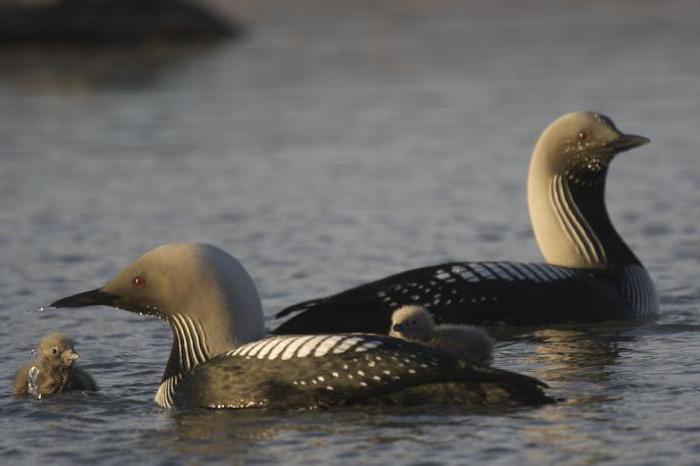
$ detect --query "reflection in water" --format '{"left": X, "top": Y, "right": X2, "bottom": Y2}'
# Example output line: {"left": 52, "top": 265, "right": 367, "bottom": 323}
{"left": 156, "top": 404, "right": 534, "bottom": 463}
{"left": 160, "top": 410, "right": 284, "bottom": 464}
{"left": 530, "top": 327, "right": 630, "bottom": 385}
{"left": 516, "top": 324, "right": 640, "bottom": 459}
{"left": 0, "top": 43, "right": 230, "bottom": 93}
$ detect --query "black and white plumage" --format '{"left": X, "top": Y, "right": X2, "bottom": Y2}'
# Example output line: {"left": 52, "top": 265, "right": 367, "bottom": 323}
{"left": 171, "top": 334, "right": 548, "bottom": 409}
{"left": 274, "top": 112, "right": 658, "bottom": 334}
{"left": 274, "top": 261, "right": 656, "bottom": 333}
{"left": 50, "top": 243, "right": 550, "bottom": 409}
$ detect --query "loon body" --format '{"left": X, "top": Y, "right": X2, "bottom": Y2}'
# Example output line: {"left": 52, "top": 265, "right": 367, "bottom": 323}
{"left": 169, "top": 334, "right": 546, "bottom": 409}
{"left": 51, "top": 243, "right": 550, "bottom": 409}
{"left": 274, "top": 112, "right": 658, "bottom": 334}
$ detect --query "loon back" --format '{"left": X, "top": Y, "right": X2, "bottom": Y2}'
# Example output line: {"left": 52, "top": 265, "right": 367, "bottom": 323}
{"left": 273, "top": 261, "right": 657, "bottom": 334}
{"left": 274, "top": 112, "right": 658, "bottom": 333}
{"left": 169, "top": 334, "right": 550, "bottom": 409}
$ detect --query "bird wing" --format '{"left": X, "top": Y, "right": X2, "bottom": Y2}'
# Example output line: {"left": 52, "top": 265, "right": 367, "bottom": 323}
{"left": 72, "top": 366, "right": 99, "bottom": 391}
{"left": 174, "top": 334, "right": 550, "bottom": 409}
{"left": 13, "top": 363, "right": 33, "bottom": 396}
{"left": 273, "top": 261, "right": 622, "bottom": 333}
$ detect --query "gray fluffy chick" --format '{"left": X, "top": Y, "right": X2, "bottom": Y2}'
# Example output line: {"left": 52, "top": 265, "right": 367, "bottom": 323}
{"left": 390, "top": 305, "right": 494, "bottom": 364}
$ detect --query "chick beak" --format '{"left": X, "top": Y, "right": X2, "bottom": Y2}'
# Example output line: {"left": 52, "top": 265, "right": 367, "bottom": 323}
{"left": 63, "top": 350, "right": 80, "bottom": 365}
{"left": 392, "top": 323, "right": 404, "bottom": 333}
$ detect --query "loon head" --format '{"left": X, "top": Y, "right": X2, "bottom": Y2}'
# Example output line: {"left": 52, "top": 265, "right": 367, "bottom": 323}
{"left": 36, "top": 333, "right": 79, "bottom": 369}
{"left": 528, "top": 112, "right": 650, "bottom": 269}
{"left": 51, "top": 243, "right": 266, "bottom": 375}
{"left": 530, "top": 111, "right": 649, "bottom": 186}
{"left": 389, "top": 305, "right": 434, "bottom": 341}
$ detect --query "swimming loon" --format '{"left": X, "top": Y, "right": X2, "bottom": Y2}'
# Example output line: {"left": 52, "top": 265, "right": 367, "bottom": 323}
{"left": 50, "top": 243, "right": 550, "bottom": 409}
{"left": 274, "top": 112, "right": 658, "bottom": 334}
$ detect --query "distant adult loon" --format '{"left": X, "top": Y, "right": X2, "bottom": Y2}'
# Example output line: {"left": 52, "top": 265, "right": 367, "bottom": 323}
{"left": 50, "top": 243, "right": 550, "bottom": 409}
{"left": 274, "top": 112, "right": 658, "bottom": 334}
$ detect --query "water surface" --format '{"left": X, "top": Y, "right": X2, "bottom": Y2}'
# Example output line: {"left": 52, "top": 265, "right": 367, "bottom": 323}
{"left": 2, "top": 1, "right": 700, "bottom": 464}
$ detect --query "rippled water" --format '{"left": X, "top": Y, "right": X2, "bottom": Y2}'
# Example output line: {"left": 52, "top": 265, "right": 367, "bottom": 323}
{"left": 2, "top": 0, "right": 700, "bottom": 464}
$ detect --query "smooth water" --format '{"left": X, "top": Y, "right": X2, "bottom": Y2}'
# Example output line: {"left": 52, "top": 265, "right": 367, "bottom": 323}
{"left": 2, "top": 0, "right": 700, "bottom": 464}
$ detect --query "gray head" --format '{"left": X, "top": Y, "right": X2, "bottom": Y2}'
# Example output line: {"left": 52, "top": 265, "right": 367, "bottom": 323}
{"left": 530, "top": 111, "right": 649, "bottom": 183}
{"left": 51, "top": 243, "right": 265, "bottom": 377}
{"left": 36, "top": 333, "right": 78, "bottom": 369}
{"left": 389, "top": 305, "right": 434, "bottom": 341}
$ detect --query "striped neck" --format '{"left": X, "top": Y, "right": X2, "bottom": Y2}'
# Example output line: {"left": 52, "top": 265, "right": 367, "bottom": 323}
{"left": 530, "top": 166, "right": 639, "bottom": 269}
{"left": 156, "top": 314, "right": 214, "bottom": 408}
{"left": 156, "top": 309, "right": 264, "bottom": 408}
{"left": 162, "top": 313, "right": 213, "bottom": 381}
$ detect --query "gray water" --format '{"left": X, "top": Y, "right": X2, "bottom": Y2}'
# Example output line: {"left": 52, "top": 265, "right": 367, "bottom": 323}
{"left": 2, "top": 0, "right": 700, "bottom": 464}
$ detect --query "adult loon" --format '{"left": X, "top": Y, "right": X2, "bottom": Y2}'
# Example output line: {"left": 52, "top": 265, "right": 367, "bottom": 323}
{"left": 274, "top": 112, "right": 658, "bottom": 334}
{"left": 50, "top": 243, "right": 550, "bottom": 409}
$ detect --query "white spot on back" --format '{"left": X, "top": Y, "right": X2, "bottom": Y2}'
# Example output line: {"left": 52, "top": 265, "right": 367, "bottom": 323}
{"left": 256, "top": 337, "right": 285, "bottom": 359}
{"left": 354, "top": 340, "right": 382, "bottom": 352}
{"left": 280, "top": 335, "right": 316, "bottom": 360}
{"left": 333, "top": 336, "right": 363, "bottom": 354}
{"left": 472, "top": 263, "right": 498, "bottom": 280}
{"left": 297, "top": 335, "right": 329, "bottom": 357}
{"left": 436, "top": 271, "right": 451, "bottom": 281}
{"left": 267, "top": 337, "right": 295, "bottom": 360}
{"left": 313, "top": 335, "right": 344, "bottom": 357}
{"left": 237, "top": 339, "right": 269, "bottom": 357}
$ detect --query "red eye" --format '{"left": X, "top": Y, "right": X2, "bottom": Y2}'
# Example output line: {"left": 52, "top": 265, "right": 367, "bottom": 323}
{"left": 577, "top": 131, "right": 588, "bottom": 141}
{"left": 132, "top": 276, "right": 146, "bottom": 287}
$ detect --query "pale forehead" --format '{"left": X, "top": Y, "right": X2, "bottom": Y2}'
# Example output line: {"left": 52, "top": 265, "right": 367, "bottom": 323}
{"left": 133, "top": 242, "right": 205, "bottom": 270}
{"left": 555, "top": 111, "right": 616, "bottom": 131}
{"left": 392, "top": 305, "right": 428, "bottom": 321}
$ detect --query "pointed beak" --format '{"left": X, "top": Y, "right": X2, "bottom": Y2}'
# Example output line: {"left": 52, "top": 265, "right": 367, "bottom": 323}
{"left": 392, "top": 323, "right": 403, "bottom": 333}
{"left": 608, "top": 133, "right": 650, "bottom": 153}
{"left": 67, "top": 351, "right": 80, "bottom": 361}
{"left": 50, "top": 288, "right": 118, "bottom": 308}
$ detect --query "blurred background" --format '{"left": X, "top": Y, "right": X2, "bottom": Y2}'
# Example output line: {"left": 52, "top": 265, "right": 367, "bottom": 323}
{"left": 1, "top": 1, "right": 700, "bottom": 465}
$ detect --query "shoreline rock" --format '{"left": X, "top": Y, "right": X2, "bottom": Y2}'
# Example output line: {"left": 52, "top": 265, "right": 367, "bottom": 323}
{"left": 0, "top": 0, "right": 241, "bottom": 44}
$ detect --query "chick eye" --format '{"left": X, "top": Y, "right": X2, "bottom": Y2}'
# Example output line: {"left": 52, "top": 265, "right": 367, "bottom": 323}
{"left": 410, "top": 319, "right": 417, "bottom": 325}
{"left": 51, "top": 348, "right": 58, "bottom": 354}
{"left": 132, "top": 276, "right": 146, "bottom": 287}
{"left": 577, "top": 130, "right": 588, "bottom": 141}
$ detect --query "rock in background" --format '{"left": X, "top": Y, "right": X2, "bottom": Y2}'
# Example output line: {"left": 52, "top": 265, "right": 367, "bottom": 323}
{"left": 0, "top": 0, "right": 241, "bottom": 43}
